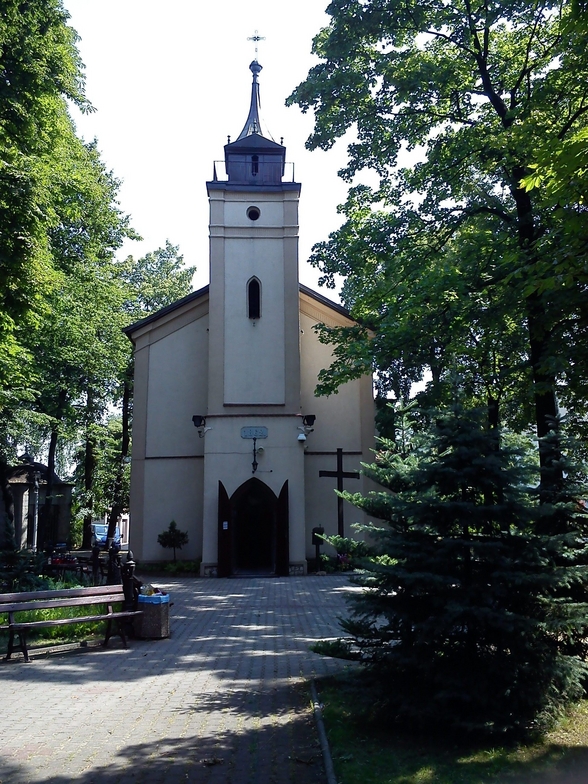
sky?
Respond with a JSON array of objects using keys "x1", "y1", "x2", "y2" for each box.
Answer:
[{"x1": 63, "y1": 0, "x2": 356, "y2": 294}]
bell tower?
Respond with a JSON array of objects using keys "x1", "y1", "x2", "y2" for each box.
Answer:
[{"x1": 200, "y1": 60, "x2": 306, "y2": 576}]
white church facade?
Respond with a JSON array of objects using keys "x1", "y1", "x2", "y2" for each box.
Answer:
[{"x1": 125, "y1": 61, "x2": 375, "y2": 576}]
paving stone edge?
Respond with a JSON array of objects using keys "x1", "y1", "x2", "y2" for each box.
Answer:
[{"x1": 311, "y1": 679, "x2": 338, "y2": 784}]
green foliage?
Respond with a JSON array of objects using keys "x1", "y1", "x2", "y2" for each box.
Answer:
[
  {"x1": 288, "y1": 0, "x2": 588, "y2": 471},
  {"x1": 520, "y1": 127, "x2": 588, "y2": 206},
  {"x1": 318, "y1": 552, "x2": 337, "y2": 573},
  {"x1": 318, "y1": 405, "x2": 588, "y2": 737},
  {"x1": 0, "y1": 0, "x2": 89, "y2": 402},
  {"x1": 0, "y1": 1, "x2": 195, "y2": 551},
  {"x1": 70, "y1": 417, "x2": 129, "y2": 533},
  {"x1": 0, "y1": 545, "x2": 50, "y2": 592},
  {"x1": 162, "y1": 560, "x2": 200, "y2": 575},
  {"x1": 157, "y1": 520, "x2": 189, "y2": 562},
  {"x1": 0, "y1": 598, "x2": 114, "y2": 649},
  {"x1": 324, "y1": 534, "x2": 373, "y2": 569},
  {"x1": 122, "y1": 241, "x2": 195, "y2": 321}
]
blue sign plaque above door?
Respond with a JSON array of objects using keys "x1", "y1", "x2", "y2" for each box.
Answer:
[{"x1": 241, "y1": 426, "x2": 268, "y2": 439}]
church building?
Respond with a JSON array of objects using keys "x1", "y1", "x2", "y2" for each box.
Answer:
[{"x1": 125, "y1": 61, "x2": 375, "y2": 576}]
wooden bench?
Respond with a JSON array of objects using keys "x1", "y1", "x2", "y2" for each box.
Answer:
[{"x1": 0, "y1": 584, "x2": 143, "y2": 662}]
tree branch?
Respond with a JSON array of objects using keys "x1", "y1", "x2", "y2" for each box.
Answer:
[{"x1": 557, "y1": 101, "x2": 588, "y2": 140}]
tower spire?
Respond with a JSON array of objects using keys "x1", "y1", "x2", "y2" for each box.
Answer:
[{"x1": 237, "y1": 60, "x2": 274, "y2": 141}]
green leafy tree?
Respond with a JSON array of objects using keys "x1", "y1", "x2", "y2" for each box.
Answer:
[
  {"x1": 0, "y1": 4, "x2": 196, "y2": 553},
  {"x1": 288, "y1": 0, "x2": 588, "y2": 499},
  {"x1": 16, "y1": 132, "x2": 134, "y2": 548},
  {"x1": 121, "y1": 241, "x2": 195, "y2": 319},
  {"x1": 0, "y1": 0, "x2": 89, "y2": 402},
  {"x1": 317, "y1": 406, "x2": 588, "y2": 737},
  {"x1": 0, "y1": 0, "x2": 91, "y2": 520},
  {"x1": 157, "y1": 520, "x2": 189, "y2": 562}
]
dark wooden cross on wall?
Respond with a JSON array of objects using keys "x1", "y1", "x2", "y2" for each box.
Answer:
[{"x1": 319, "y1": 448, "x2": 360, "y2": 537}]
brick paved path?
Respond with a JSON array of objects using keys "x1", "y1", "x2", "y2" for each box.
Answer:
[{"x1": 0, "y1": 575, "x2": 355, "y2": 784}]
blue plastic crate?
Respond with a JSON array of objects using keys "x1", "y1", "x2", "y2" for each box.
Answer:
[{"x1": 138, "y1": 593, "x2": 170, "y2": 605}]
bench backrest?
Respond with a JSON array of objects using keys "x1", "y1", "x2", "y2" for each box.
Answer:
[
  {"x1": 0, "y1": 585, "x2": 125, "y2": 615},
  {"x1": 0, "y1": 585, "x2": 124, "y2": 603}
]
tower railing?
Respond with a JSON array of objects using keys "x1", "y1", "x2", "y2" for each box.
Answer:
[{"x1": 211, "y1": 160, "x2": 296, "y2": 184}]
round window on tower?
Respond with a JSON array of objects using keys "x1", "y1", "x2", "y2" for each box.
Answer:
[{"x1": 247, "y1": 206, "x2": 261, "y2": 221}]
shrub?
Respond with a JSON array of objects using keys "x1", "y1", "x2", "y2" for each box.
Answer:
[{"x1": 157, "y1": 520, "x2": 188, "y2": 562}]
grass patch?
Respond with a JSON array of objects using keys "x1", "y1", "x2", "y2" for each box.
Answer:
[
  {"x1": 0, "y1": 583, "x2": 121, "y2": 650},
  {"x1": 318, "y1": 672, "x2": 588, "y2": 783},
  {"x1": 6, "y1": 603, "x2": 113, "y2": 643}
]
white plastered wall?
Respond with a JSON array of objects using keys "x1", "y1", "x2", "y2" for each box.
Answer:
[
  {"x1": 129, "y1": 302, "x2": 209, "y2": 562},
  {"x1": 223, "y1": 235, "x2": 286, "y2": 404},
  {"x1": 299, "y1": 294, "x2": 375, "y2": 560},
  {"x1": 139, "y1": 457, "x2": 204, "y2": 562}
]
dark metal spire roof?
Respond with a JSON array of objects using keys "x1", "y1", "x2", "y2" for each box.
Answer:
[{"x1": 237, "y1": 60, "x2": 275, "y2": 141}]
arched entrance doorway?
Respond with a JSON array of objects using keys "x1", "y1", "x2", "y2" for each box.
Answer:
[
  {"x1": 233, "y1": 478, "x2": 275, "y2": 573},
  {"x1": 217, "y1": 479, "x2": 289, "y2": 577}
]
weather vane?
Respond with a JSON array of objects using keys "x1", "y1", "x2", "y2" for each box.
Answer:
[{"x1": 247, "y1": 30, "x2": 265, "y2": 58}]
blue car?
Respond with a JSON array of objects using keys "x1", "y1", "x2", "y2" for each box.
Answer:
[{"x1": 91, "y1": 524, "x2": 121, "y2": 549}]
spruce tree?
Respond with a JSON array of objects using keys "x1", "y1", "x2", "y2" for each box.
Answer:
[{"x1": 318, "y1": 406, "x2": 588, "y2": 737}]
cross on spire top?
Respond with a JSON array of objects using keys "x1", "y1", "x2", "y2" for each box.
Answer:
[{"x1": 247, "y1": 29, "x2": 265, "y2": 58}]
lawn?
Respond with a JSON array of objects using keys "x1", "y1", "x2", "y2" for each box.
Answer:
[
  {"x1": 0, "y1": 602, "x2": 114, "y2": 654},
  {"x1": 317, "y1": 673, "x2": 588, "y2": 783}
]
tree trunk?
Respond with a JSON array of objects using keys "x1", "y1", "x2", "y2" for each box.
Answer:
[
  {"x1": 107, "y1": 370, "x2": 132, "y2": 544},
  {"x1": 487, "y1": 393, "x2": 500, "y2": 437},
  {"x1": 81, "y1": 393, "x2": 97, "y2": 550},
  {"x1": 479, "y1": 64, "x2": 562, "y2": 503},
  {"x1": 511, "y1": 168, "x2": 562, "y2": 501},
  {"x1": 40, "y1": 389, "x2": 67, "y2": 550},
  {"x1": 0, "y1": 450, "x2": 15, "y2": 548},
  {"x1": 485, "y1": 393, "x2": 504, "y2": 516}
]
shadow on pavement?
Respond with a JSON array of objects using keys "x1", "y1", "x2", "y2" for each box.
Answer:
[
  {"x1": 0, "y1": 576, "x2": 353, "y2": 686},
  {"x1": 0, "y1": 680, "x2": 324, "y2": 784}
]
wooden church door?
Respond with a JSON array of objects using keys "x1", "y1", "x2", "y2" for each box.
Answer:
[
  {"x1": 217, "y1": 479, "x2": 290, "y2": 576},
  {"x1": 276, "y1": 481, "x2": 289, "y2": 576},
  {"x1": 217, "y1": 481, "x2": 232, "y2": 577}
]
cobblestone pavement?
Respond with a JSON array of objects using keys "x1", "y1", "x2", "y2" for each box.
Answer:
[{"x1": 0, "y1": 575, "x2": 356, "y2": 784}]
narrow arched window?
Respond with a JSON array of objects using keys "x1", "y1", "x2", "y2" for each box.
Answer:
[
  {"x1": 248, "y1": 278, "x2": 261, "y2": 319},
  {"x1": 251, "y1": 155, "x2": 259, "y2": 176}
]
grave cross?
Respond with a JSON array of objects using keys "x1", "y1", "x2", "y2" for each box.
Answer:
[{"x1": 319, "y1": 448, "x2": 360, "y2": 537}]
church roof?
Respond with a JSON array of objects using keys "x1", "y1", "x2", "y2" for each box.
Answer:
[
  {"x1": 298, "y1": 283, "x2": 352, "y2": 320},
  {"x1": 123, "y1": 283, "x2": 352, "y2": 338},
  {"x1": 123, "y1": 285, "x2": 210, "y2": 337},
  {"x1": 7, "y1": 460, "x2": 71, "y2": 486},
  {"x1": 225, "y1": 133, "x2": 284, "y2": 153}
]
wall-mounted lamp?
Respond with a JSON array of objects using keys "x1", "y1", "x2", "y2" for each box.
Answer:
[
  {"x1": 192, "y1": 415, "x2": 211, "y2": 438},
  {"x1": 298, "y1": 414, "x2": 316, "y2": 438}
]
